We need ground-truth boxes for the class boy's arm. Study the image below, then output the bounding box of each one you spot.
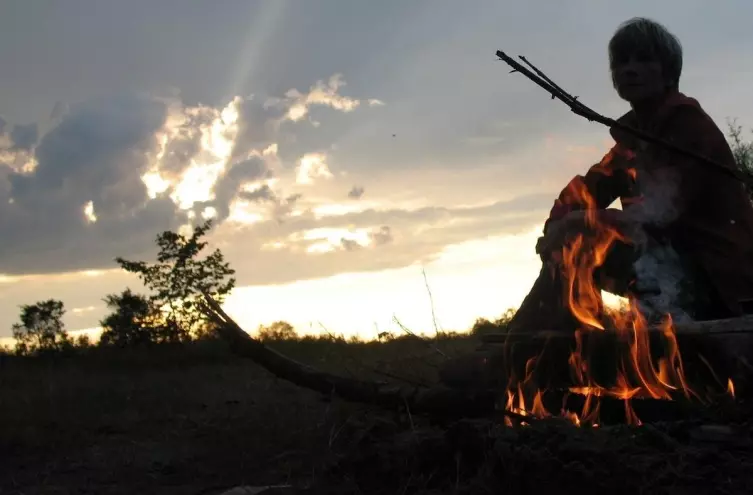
[543,145,632,234]
[659,105,739,216]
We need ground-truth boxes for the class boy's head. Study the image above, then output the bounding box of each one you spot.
[608,18,683,105]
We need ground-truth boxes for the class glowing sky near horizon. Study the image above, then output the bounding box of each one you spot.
[1,1,752,344]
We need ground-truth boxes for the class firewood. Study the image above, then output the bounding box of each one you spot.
[478,315,753,344]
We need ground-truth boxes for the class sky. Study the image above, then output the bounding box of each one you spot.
[1,0,753,344]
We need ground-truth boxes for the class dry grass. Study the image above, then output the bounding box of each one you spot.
[1,336,752,494]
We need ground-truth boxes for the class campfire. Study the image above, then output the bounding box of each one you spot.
[499,160,736,426]
[185,49,753,448]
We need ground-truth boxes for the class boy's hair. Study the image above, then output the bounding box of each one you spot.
[608,17,683,91]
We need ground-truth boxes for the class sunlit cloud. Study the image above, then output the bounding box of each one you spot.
[277,74,361,122]
[83,200,97,223]
[295,152,333,185]
[287,225,392,254]
[135,76,378,225]
[312,201,378,218]
[71,305,97,315]
[82,270,107,277]
[261,241,287,251]
[166,98,242,209]
[226,199,267,225]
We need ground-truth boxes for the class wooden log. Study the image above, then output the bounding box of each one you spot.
[473,316,753,397]
[479,315,753,344]
[200,291,748,421]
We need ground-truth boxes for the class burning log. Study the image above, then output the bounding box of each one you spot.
[477,316,753,393]
[480,315,753,343]
[470,323,750,392]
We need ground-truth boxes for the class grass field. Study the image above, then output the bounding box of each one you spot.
[1,335,752,494]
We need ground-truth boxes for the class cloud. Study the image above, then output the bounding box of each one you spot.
[71,305,97,315]
[0,75,384,276]
[194,156,272,221]
[0,68,551,292]
[369,225,392,245]
[0,94,186,275]
[295,152,333,184]
[270,74,365,123]
[347,185,364,199]
[9,123,38,151]
[340,238,361,251]
[210,192,551,286]
[49,101,68,121]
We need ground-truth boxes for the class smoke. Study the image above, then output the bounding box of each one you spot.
[623,165,695,322]
[632,243,694,324]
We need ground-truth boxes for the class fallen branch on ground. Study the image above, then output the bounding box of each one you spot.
[199,291,530,422]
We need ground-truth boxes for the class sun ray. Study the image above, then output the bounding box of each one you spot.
[226,1,289,100]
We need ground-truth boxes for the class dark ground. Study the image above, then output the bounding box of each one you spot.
[1,336,752,495]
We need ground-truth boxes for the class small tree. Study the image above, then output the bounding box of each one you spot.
[726,119,753,200]
[12,299,70,355]
[115,220,236,342]
[470,308,516,337]
[73,334,92,349]
[727,119,753,172]
[257,321,298,341]
[99,289,160,347]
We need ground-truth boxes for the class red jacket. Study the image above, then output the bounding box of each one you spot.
[545,92,753,316]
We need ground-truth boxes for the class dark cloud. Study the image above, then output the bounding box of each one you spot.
[0,74,385,277]
[272,193,303,223]
[0,94,190,275]
[369,225,392,245]
[159,105,217,177]
[231,97,287,161]
[201,156,272,221]
[49,101,67,121]
[347,185,364,199]
[239,183,276,202]
[9,123,38,151]
[340,238,361,251]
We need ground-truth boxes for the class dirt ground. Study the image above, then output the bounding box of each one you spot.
[1,337,752,494]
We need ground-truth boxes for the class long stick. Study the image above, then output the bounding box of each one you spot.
[495,50,753,188]
[199,291,530,422]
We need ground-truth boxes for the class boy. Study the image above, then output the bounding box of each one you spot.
[441,17,753,388]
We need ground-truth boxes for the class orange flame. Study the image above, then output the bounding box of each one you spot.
[502,149,733,426]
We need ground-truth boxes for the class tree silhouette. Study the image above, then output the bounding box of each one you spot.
[470,308,516,337]
[115,219,236,342]
[727,119,753,199]
[257,321,298,341]
[728,119,753,170]
[12,299,70,355]
[99,289,159,347]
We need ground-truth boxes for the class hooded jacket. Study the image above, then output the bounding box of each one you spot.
[544,92,753,317]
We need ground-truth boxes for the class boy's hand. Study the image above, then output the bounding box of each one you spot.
[536,210,587,261]
[536,209,644,261]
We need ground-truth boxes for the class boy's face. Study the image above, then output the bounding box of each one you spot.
[612,51,668,104]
